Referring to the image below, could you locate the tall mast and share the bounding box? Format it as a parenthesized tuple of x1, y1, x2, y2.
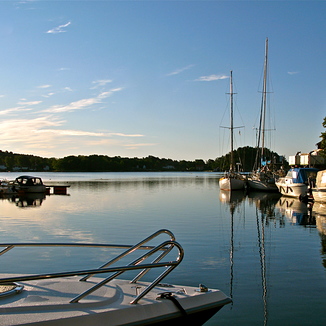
(261, 37, 268, 160)
(254, 37, 269, 171)
(230, 70, 234, 171)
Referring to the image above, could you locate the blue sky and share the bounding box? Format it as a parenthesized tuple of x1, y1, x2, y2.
(0, 0, 325, 161)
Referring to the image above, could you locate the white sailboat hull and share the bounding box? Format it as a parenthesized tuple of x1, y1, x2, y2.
(219, 176, 245, 191)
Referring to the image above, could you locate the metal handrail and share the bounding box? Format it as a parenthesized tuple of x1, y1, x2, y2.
(0, 229, 184, 304)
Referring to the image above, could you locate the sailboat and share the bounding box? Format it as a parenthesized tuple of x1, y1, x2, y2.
(247, 38, 278, 192)
(219, 71, 246, 191)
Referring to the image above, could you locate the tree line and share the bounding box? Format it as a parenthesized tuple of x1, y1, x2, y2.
(0, 146, 287, 173)
(1, 117, 325, 173)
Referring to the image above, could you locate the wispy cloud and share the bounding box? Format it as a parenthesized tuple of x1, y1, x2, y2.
(195, 74, 229, 82)
(91, 79, 113, 89)
(0, 107, 32, 116)
(37, 129, 143, 138)
(166, 64, 194, 76)
(44, 88, 123, 113)
(38, 84, 51, 89)
(17, 100, 42, 106)
(288, 71, 300, 75)
(46, 22, 71, 34)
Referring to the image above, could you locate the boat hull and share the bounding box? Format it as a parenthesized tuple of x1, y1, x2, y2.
(0, 277, 231, 326)
(275, 181, 308, 198)
(312, 188, 326, 203)
(16, 185, 47, 193)
(247, 179, 278, 192)
(219, 176, 245, 191)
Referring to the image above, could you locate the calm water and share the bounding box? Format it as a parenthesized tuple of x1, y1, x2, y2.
(0, 172, 325, 325)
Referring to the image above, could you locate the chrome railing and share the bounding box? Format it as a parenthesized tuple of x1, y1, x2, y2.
(0, 229, 184, 304)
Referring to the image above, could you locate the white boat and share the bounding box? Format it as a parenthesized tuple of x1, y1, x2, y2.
(275, 167, 319, 199)
(219, 71, 245, 191)
(312, 169, 326, 203)
(219, 173, 245, 191)
(247, 38, 278, 192)
(0, 180, 17, 195)
(13, 175, 47, 193)
(0, 229, 231, 326)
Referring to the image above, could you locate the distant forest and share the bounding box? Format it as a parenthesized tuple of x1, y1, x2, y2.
(0, 146, 287, 173)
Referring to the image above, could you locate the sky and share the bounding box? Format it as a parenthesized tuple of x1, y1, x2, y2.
(0, 0, 325, 161)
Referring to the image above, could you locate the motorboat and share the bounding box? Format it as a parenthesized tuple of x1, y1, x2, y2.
(218, 71, 245, 191)
(0, 229, 231, 326)
(275, 167, 319, 199)
(13, 175, 47, 193)
(311, 169, 326, 203)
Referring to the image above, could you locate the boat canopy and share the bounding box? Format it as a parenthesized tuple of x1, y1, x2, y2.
(286, 168, 319, 184)
(14, 175, 44, 186)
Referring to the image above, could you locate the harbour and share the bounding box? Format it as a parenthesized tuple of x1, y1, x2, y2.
(0, 171, 325, 325)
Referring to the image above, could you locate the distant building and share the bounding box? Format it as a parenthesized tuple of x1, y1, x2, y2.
(289, 149, 325, 168)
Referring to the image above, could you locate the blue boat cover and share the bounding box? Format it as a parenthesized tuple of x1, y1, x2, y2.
(286, 167, 319, 184)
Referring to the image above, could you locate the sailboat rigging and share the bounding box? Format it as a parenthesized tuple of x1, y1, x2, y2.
(248, 38, 278, 192)
(219, 71, 245, 191)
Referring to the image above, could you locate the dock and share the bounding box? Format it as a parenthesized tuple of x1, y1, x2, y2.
(46, 185, 70, 195)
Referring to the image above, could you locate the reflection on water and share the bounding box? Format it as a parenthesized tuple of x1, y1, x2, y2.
(0, 172, 326, 325)
(1, 193, 46, 208)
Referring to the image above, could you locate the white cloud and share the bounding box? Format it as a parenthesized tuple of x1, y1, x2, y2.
(46, 22, 71, 34)
(42, 92, 55, 98)
(288, 71, 300, 75)
(36, 129, 143, 138)
(17, 100, 42, 106)
(38, 84, 51, 89)
(166, 64, 194, 76)
(44, 88, 123, 113)
(91, 79, 113, 89)
(195, 74, 229, 82)
(0, 107, 32, 116)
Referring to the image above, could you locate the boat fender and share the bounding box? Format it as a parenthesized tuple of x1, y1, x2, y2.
(157, 292, 187, 317)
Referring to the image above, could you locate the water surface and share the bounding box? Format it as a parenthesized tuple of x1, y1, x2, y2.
(0, 172, 325, 325)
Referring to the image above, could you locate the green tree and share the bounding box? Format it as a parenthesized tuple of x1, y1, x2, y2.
(320, 116, 326, 157)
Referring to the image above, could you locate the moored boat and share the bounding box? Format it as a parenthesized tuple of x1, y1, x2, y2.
(0, 229, 231, 326)
(0, 180, 17, 195)
(275, 167, 318, 199)
(311, 169, 326, 203)
(218, 71, 245, 191)
(219, 173, 246, 191)
(13, 175, 47, 193)
(247, 38, 279, 193)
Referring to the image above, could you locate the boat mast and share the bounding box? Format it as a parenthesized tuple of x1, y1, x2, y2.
(229, 70, 234, 171)
(254, 38, 269, 171)
(261, 37, 268, 160)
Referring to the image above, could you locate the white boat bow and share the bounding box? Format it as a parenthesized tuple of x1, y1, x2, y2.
(0, 229, 231, 325)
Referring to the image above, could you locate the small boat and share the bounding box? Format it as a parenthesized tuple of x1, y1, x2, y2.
(247, 38, 278, 192)
(219, 71, 245, 191)
(311, 169, 326, 203)
(0, 180, 17, 195)
(13, 175, 47, 193)
(275, 167, 319, 199)
(0, 229, 231, 326)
